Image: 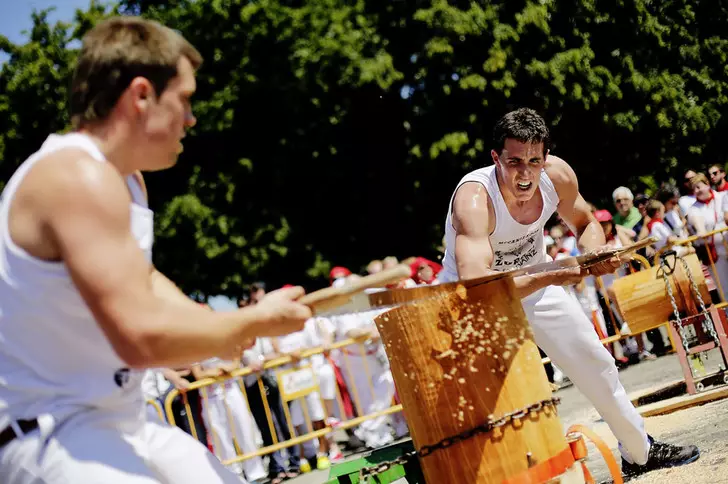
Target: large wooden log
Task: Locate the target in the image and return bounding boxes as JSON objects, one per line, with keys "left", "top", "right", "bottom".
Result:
{"left": 374, "top": 277, "right": 573, "bottom": 483}
{"left": 610, "top": 253, "right": 710, "bottom": 334}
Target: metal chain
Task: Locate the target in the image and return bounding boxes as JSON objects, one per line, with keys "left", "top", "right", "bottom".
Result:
{"left": 678, "top": 257, "right": 721, "bottom": 346}
{"left": 658, "top": 252, "right": 691, "bottom": 356}
{"left": 357, "top": 397, "right": 561, "bottom": 482}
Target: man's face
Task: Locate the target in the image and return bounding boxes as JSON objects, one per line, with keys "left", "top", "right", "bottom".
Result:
{"left": 131, "top": 56, "right": 197, "bottom": 171}
{"left": 491, "top": 139, "right": 545, "bottom": 202}
{"left": 684, "top": 170, "right": 697, "bottom": 192}
{"left": 614, "top": 196, "right": 633, "bottom": 217}
{"left": 709, "top": 167, "right": 725, "bottom": 185}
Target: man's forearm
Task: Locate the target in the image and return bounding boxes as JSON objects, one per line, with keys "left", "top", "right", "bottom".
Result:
{"left": 512, "top": 273, "right": 556, "bottom": 300}
{"left": 576, "top": 220, "right": 607, "bottom": 252}
{"left": 460, "top": 263, "right": 553, "bottom": 300}
{"left": 150, "top": 268, "right": 190, "bottom": 304}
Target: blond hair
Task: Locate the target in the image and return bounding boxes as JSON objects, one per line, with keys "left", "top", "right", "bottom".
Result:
{"left": 70, "top": 16, "right": 202, "bottom": 128}
{"left": 689, "top": 173, "right": 710, "bottom": 190}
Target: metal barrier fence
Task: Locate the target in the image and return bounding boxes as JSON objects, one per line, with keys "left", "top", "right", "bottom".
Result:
{"left": 154, "top": 337, "right": 404, "bottom": 468}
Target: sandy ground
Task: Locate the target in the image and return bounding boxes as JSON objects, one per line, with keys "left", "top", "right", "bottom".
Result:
{"left": 287, "top": 354, "right": 728, "bottom": 484}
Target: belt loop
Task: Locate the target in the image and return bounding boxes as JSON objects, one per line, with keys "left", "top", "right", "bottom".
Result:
{"left": 10, "top": 421, "right": 25, "bottom": 438}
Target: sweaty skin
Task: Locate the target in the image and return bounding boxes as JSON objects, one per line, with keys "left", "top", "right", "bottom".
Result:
{"left": 452, "top": 139, "right": 621, "bottom": 299}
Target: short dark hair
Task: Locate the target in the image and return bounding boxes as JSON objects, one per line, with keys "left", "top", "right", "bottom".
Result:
{"left": 655, "top": 184, "right": 679, "bottom": 204}
{"left": 709, "top": 164, "right": 725, "bottom": 173}
{"left": 634, "top": 193, "right": 649, "bottom": 206}
{"left": 493, "top": 108, "right": 551, "bottom": 155}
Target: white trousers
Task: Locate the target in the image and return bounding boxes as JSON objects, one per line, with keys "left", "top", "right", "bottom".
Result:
{"left": 201, "top": 384, "right": 266, "bottom": 481}
{"left": 524, "top": 285, "right": 650, "bottom": 465}
{"left": 338, "top": 349, "right": 396, "bottom": 448}
{"left": 0, "top": 409, "right": 245, "bottom": 484}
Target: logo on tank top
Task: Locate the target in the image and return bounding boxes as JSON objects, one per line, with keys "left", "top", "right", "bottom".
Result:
{"left": 114, "top": 368, "right": 131, "bottom": 388}
{"left": 492, "top": 228, "right": 541, "bottom": 270}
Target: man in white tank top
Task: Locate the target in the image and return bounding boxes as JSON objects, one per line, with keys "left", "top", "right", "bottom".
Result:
{"left": 0, "top": 17, "right": 313, "bottom": 484}
{"left": 441, "top": 108, "right": 699, "bottom": 480}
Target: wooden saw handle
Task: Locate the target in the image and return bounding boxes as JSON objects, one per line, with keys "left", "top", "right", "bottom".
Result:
{"left": 298, "top": 265, "right": 412, "bottom": 315}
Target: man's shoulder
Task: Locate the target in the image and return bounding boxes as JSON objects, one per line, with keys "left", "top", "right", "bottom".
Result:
{"left": 22, "top": 149, "right": 132, "bottom": 225}
{"left": 543, "top": 155, "right": 574, "bottom": 183}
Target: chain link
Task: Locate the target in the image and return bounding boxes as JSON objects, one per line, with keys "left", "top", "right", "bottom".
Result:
{"left": 678, "top": 256, "right": 721, "bottom": 346}
{"left": 357, "top": 397, "right": 561, "bottom": 482}
{"left": 658, "top": 251, "right": 691, "bottom": 356}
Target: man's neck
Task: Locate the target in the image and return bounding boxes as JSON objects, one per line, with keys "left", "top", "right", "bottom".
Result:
{"left": 77, "top": 120, "right": 136, "bottom": 176}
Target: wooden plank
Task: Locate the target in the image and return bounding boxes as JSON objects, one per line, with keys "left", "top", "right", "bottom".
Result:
{"left": 628, "top": 379, "right": 685, "bottom": 406}
{"left": 637, "top": 386, "right": 728, "bottom": 418}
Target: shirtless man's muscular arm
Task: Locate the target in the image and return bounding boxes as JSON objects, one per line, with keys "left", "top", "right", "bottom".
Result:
{"left": 546, "top": 156, "right": 622, "bottom": 277}
{"left": 452, "top": 181, "right": 585, "bottom": 299}
{"left": 11, "top": 151, "right": 310, "bottom": 369}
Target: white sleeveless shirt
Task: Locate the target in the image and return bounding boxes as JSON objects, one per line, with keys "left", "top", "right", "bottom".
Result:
{"left": 440, "top": 165, "right": 560, "bottom": 282}
{"left": 0, "top": 133, "right": 154, "bottom": 430}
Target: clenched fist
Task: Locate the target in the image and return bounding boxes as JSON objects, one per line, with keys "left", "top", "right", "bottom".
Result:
{"left": 251, "top": 286, "right": 311, "bottom": 337}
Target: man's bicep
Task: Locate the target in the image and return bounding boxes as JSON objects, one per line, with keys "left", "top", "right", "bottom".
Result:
{"left": 48, "top": 162, "right": 153, "bottom": 338}
{"left": 454, "top": 232, "right": 494, "bottom": 278}
{"left": 451, "top": 184, "right": 494, "bottom": 278}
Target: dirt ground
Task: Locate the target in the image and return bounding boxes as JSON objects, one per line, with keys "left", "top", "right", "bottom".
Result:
{"left": 559, "top": 354, "right": 728, "bottom": 484}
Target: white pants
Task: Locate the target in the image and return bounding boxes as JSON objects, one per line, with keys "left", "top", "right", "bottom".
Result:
{"left": 0, "top": 409, "right": 245, "bottom": 484}
{"left": 338, "top": 348, "right": 396, "bottom": 448}
{"left": 524, "top": 285, "right": 650, "bottom": 465}
{"left": 201, "top": 384, "right": 265, "bottom": 481}
{"left": 314, "top": 361, "right": 336, "bottom": 401}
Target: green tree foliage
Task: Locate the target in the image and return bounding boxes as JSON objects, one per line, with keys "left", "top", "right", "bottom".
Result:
{"left": 3, "top": 0, "right": 728, "bottom": 296}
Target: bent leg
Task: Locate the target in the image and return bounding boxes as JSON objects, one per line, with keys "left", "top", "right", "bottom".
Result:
{"left": 525, "top": 285, "right": 650, "bottom": 465}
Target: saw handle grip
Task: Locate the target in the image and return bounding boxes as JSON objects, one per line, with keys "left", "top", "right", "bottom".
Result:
{"left": 298, "top": 265, "right": 412, "bottom": 315}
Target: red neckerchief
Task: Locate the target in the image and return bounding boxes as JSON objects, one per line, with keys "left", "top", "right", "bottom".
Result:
{"left": 701, "top": 190, "right": 716, "bottom": 205}
{"left": 647, "top": 218, "right": 663, "bottom": 232}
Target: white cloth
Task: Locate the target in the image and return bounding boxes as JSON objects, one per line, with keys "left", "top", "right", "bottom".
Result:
{"left": 0, "top": 133, "right": 154, "bottom": 432}
{"left": 523, "top": 285, "right": 650, "bottom": 465}
{"left": 664, "top": 209, "right": 688, "bottom": 238}
{"left": 441, "top": 164, "right": 560, "bottom": 281}
{"left": 141, "top": 370, "right": 171, "bottom": 423}
{"left": 678, "top": 195, "right": 696, "bottom": 217}
{"left": 199, "top": 379, "right": 265, "bottom": 481}
{"left": 332, "top": 313, "right": 396, "bottom": 448}
{"left": 274, "top": 320, "right": 328, "bottom": 426}
{"left": 141, "top": 370, "right": 172, "bottom": 401}
{"left": 688, "top": 192, "right": 728, "bottom": 300}
{"left": 650, "top": 221, "right": 674, "bottom": 251}
{"left": 0, "top": 409, "right": 245, "bottom": 484}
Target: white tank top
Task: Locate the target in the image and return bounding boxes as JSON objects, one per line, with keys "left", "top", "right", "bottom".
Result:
{"left": 440, "top": 165, "right": 560, "bottom": 282}
{"left": 0, "top": 133, "right": 154, "bottom": 430}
